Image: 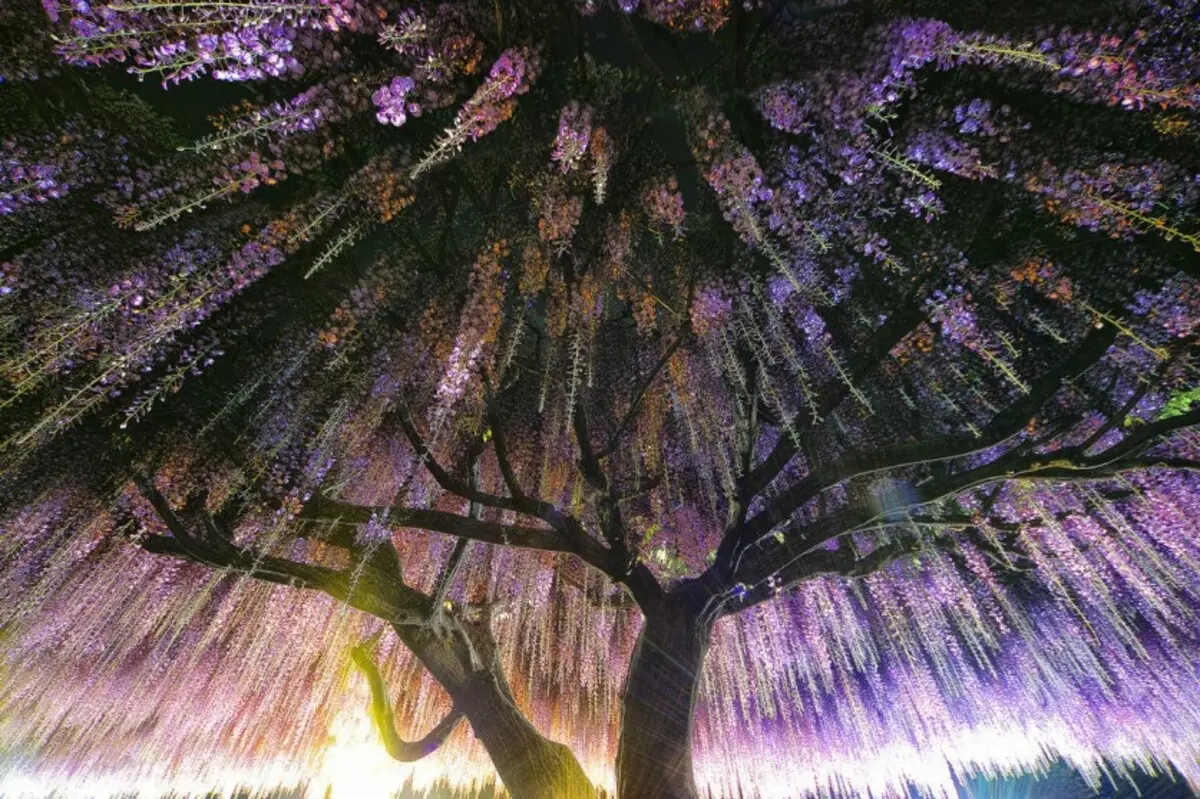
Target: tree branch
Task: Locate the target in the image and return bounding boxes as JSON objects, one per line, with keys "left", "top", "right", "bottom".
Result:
{"left": 132, "top": 476, "right": 428, "bottom": 625}
{"left": 569, "top": 389, "right": 666, "bottom": 606}
{"left": 732, "top": 536, "right": 921, "bottom": 611}
{"left": 571, "top": 398, "right": 608, "bottom": 494}
{"left": 1078, "top": 377, "right": 1150, "bottom": 453}
{"left": 557, "top": 562, "right": 637, "bottom": 610}
{"left": 138, "top": 534, "right": 332, "bottom": 590}
{"left": 349, "top": 641, "right": 464, "bottom": 762}
{"left": 484, "top": 391, "right": 528, "bottom": 503}
{"left": 431, "top": 538, "right": 474, "bottom": 610}
{"left": 431, "top": 460, "right": 482, "bottom": 612}
{"left": 724, "top": 349, "right": 762, "bottom": 533}
{"left": 301, "top": 494, "right": 622, "bottom": 577}
{"left": 721, "top": 414, "right": 1198, "bottom": 615}
{"left": 1078, "top": 406, "right": 1200, "bottom": 464}
{"left": 396, "top": 407, "right": 521, "bottom": 515}
{"left": 729, "top": 323, "right": 1118, "bottom": 561}
{"left": 595, "top": 331, "right": 687, "bottom": 461}
{"left": 402, "top": 396, "right": 618, "bottom": 584}
{"left": 739, "top": 301, "right": 925, "bottom": 499}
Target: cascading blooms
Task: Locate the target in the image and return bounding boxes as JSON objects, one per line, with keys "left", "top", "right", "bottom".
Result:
{"left": 1, "top": 0, "right": 1200, "bottom": 798}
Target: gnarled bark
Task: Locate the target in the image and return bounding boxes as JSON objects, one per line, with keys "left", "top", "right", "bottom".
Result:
{"left": 349, "top": 640, "right": 465, "bottom": 762}
{"left": 616, "top": 590, "right": 712, "bottom": 799}
{"left": 395, "top": 617, "right": 596, "bottom": 799}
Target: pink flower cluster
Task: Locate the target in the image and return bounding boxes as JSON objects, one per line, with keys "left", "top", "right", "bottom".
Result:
{"left": 380, "top": 3, "right": 482, "bottom": 84}
{"left": 1022, "top": 159, "right": 1200, "bottom": 245}
{"left": 1044, "top": 28, "right": 1200, "bottom": 111}
{"left": 0, "top": 123, "right": 121, "bottom": 216}
{"left": 692, "top": 112, "right": 773, "bottom": 242}
{"left": 642, "top": 175, "right": 686, "bottom": 238}
{"left": 460, "top": 46, "right": 540, "bottom": 141}
{"left": 217, "top": 151, "right": 287, "bottom": 194}
{"left": 433, "top": 241, "right": 508, "bottom": 420}
{"left": 619, "top": 0, "right": 732, "bottom": 32}
{"left": 413, "top": 47, "right": 541, "bottom": 177}
{"left": 538, "top": 179, "right": 584, "bottom": 254}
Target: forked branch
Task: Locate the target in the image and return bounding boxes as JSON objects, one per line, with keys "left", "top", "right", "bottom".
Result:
{"left": 724, "top": 323, "right": 1118, "bottom": 567}
{"left": 724, "top": 434, "right": 1200, "bottom": 614}
{"left": 395, "top": 406, "right": 520, "bottom": 514}
{"left": 133, "top": 475, "right": 428, "bottom": 625}
{"left": 302, "top": 494, "right": 621, "bottom": 578}
{"left": 732, "top": 537, "right": 922, "bottom": 609}
{"left": 595, "top": 330, "right": 688, "bottom": 461}
{"left": 397, "top": 399, "right": 625, "bottom": 582}
{"left": 738, "top": 301, "right": 925, "bottom": 499}
{"left": 349, "top": 640, "right": 465, "bottom": 762}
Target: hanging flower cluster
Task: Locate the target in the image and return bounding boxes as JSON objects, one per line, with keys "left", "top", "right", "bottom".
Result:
{"left": 618, "top": 0, "right": 732, "bottom": 32}
{"left": 372, "top": 75, "right": 421, "bottom": 127}
{"left": 412, "top": 46, "right": 540, "bottom": 176}
{"left": 432, "top": 240, "right": 508, "bottom": 422}
{"left": 642, "top": 174, "right": 686, "bottom": 239}
{"left": 551, "top": 102, "right": 594, "bottom": 173}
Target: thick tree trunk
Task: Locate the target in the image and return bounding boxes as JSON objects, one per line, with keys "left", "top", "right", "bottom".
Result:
{"left": 452, "top": 669, "right": 594, "bottom": 799}
{"left": 395, "top": 619, "right": 596, "bottom": 799}
{"left": 616, "top": 592, "right": 712, "bottom": 799}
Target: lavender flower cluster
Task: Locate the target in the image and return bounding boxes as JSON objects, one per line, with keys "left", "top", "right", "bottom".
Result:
{"left": 1, "top": 126, "right": 118, "bottom": 216}
{"left": 551, "top": 103, "right": 594, "bottom": 173}
{"left": 372, "top": 76, "right": 421, "bottom": 127}
{"left": 46, "top": 0, "right": 349, "bottom": 85}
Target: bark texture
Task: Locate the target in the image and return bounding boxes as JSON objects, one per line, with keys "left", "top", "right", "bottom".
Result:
{"left": 616, "top": 593, "right": 712, "bottom": 799}
{"left": 395, "top": 617, "right": 597, "bottom": 799}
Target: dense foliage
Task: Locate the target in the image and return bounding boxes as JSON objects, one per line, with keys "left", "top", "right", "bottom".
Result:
{"left": 1, "top": 0, "right": 1199, "bottom": 797}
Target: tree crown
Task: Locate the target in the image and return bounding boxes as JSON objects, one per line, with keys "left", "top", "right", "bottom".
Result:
{"left": 1, "top": 0, "right": 1199, "bottom": 796}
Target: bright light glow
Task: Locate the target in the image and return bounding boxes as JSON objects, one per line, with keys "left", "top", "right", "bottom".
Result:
{"left": 312, "top": 705, "right": 500, "bottom": 799}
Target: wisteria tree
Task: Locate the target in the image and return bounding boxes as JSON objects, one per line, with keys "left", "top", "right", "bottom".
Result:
{"left": 2, "top": 1, "right": 1200, "bottom": 798}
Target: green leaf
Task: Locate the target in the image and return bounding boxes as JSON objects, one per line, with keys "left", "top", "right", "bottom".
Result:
{"left": 638, "top": 522, "right": 663, "bottom": 547}
{"left": 1158, "top": 387, "right": 1200, "bottom": 421}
